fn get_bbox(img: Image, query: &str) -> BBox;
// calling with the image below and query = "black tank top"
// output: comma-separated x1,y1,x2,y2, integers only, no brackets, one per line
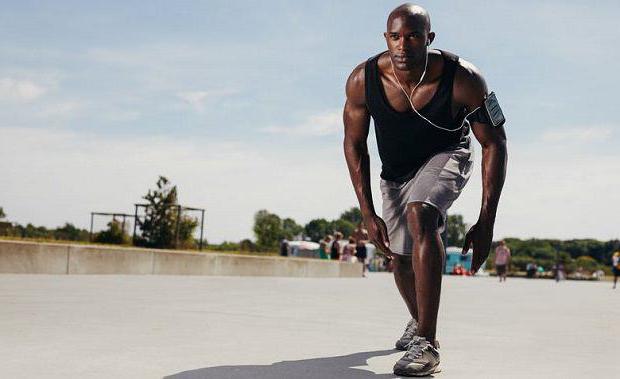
365,50,468,183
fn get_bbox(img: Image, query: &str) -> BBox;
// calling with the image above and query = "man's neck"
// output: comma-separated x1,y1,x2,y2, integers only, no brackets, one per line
386,52,428,86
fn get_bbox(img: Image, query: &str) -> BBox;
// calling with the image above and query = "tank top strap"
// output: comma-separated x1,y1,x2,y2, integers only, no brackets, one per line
364,52,385,116
436,50,459,98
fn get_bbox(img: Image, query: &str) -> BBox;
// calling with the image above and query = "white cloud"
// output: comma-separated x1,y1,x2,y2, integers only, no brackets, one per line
262,109,342,137
0,77,47,102
0,126,355,243
176,90,237,112
1,126,619,243
39,101,82,118
449,142,620,241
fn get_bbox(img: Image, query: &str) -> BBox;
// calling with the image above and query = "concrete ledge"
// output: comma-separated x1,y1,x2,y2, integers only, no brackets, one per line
0,240,69,274
0,240,362,277
68,245,154,275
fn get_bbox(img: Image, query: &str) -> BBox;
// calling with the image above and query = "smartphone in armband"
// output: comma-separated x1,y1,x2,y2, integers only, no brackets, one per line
483,92,505,127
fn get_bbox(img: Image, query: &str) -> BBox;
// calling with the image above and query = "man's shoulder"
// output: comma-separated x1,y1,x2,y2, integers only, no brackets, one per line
454,56,485,89
346,51,387,103
451,54,487,108
346,60,369,105
347,51,385,87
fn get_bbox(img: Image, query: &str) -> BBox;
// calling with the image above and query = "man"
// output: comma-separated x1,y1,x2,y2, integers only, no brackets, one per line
279,239,289,257
612,252,620,289
330,232,343,260
343,4,507,376
495,240,511,282
352,223,369,276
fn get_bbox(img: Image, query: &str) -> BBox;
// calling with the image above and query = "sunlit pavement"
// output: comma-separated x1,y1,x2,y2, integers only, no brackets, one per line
1,272,618,378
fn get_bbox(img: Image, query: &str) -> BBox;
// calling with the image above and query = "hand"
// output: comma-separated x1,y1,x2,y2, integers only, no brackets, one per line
462,220,494,274
364,214,394,260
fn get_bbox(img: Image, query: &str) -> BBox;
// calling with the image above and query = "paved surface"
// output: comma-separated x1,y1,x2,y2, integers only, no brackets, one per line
0,273,618,378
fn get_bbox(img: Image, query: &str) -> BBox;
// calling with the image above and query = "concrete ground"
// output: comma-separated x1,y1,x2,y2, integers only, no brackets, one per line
0,273,618,379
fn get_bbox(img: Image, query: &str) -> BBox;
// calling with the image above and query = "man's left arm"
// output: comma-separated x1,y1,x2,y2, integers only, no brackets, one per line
454,61,508,274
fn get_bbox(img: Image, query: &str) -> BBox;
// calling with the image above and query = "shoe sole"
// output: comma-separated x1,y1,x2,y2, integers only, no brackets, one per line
393,363,441,377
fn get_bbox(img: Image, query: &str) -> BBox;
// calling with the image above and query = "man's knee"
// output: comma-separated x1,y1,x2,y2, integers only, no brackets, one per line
406,202,440,235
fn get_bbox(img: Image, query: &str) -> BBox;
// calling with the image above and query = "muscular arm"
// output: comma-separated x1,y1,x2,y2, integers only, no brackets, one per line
343,63,392,254
343,64,375,218
454,61,508,271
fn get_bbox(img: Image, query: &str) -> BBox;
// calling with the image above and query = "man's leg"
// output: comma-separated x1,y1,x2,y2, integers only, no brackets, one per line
393,255,418,320
407,202,444,344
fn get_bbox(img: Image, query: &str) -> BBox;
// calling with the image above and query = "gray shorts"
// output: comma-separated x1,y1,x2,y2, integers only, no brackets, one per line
379,138,474,256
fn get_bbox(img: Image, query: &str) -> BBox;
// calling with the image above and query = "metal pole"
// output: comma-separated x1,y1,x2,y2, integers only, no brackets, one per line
132,205,138,245
199,209,205,251
89,212,94,242
174,205,182,249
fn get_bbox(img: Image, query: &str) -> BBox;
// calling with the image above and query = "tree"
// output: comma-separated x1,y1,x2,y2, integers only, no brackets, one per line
253,210,282,250
54,223,89,241
95,219,129,245
575,255,599,272
330,219,356,239
135,176,198,249
239,239,257,252
281,218,303,240
446,214,467,247
0,207,6,220
304,218,331,242
339,207,363,225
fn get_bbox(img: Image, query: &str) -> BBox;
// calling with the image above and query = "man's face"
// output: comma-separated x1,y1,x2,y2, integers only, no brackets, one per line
384,15,433,71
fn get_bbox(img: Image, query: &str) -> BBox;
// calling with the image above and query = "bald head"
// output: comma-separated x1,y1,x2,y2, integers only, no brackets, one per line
387,3,431,32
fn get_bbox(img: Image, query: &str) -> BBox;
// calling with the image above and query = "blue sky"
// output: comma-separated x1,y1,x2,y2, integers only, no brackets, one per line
1,1,619,242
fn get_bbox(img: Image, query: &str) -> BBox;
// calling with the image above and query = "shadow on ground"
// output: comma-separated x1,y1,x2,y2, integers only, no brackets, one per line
164,349,413,379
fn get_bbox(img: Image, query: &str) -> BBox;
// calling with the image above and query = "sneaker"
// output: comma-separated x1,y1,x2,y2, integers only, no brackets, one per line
395,318,418,350
393,336,440,377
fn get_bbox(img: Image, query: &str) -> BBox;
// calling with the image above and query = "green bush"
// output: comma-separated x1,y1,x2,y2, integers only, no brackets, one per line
94,219,129,245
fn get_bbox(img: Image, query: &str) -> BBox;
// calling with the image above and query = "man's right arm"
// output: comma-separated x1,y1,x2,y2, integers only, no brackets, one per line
343,63,392,256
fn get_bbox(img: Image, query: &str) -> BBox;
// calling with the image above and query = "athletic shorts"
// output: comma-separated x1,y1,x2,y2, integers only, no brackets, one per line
380,138,474,256
496,264,507,275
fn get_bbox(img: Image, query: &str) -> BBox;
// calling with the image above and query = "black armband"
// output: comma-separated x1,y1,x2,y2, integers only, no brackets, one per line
467,92,506,127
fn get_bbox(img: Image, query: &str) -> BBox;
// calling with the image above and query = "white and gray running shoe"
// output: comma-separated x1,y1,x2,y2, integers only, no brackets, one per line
393,336,440,377
395,318,418,350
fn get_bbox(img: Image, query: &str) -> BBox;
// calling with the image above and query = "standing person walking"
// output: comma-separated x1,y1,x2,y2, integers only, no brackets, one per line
612,252,620,289
342,237,356,262
494,240,511,282
353,223,370,276
330,232,343,261
343,4,507,376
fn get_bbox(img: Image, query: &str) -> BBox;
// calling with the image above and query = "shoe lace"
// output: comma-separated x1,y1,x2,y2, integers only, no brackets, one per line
402,319,418,338
404,336,430,360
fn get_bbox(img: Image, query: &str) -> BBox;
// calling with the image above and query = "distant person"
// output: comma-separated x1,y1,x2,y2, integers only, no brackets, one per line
494,240,511,282
318,237,330,260
353,223,369,276
612,252,620,289
330,232,343,260
342,237,357,262
451,263,464,276
279,239,289,257
554,263,565,282
526,262,537,278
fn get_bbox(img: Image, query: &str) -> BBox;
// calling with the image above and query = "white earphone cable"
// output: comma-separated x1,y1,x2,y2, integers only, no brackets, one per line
388,51,479,132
